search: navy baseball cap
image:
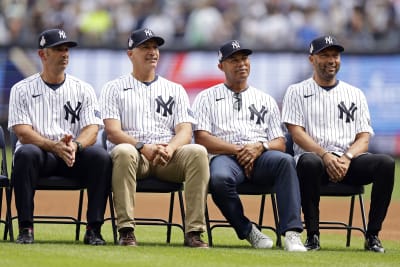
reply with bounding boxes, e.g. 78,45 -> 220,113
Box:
309,35 -> 344,55
38,29 -> 77,49
218,40 -> 252,62
128,28 -> 165,49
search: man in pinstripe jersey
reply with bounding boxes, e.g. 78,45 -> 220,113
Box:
8,29 -> 112,245
282,35 -> 395,252
99,28 -> 209,248
192,40 -> 306,252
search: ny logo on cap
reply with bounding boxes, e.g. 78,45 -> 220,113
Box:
39,36 -> 46,47
58,30 -> 67,39
325,36 -> 333,44
144,29 -> 154,37
231,40 -> 240,49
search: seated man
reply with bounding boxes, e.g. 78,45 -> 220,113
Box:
192,39 -> 306,252
99,28 -> 210,248
282,35 -> 395,252
8,28 -> 111,245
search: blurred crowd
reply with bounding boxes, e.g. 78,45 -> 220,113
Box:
1,0 -> 399,52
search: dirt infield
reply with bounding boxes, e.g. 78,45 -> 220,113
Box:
3,191 -> 398,241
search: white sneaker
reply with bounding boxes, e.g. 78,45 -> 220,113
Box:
284,231 -> 307,252
246,224 -> 273,249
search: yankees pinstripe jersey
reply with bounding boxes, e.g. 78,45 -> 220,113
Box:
282,77 -> 374,159
192,83 -> 283,145
8,73 -> 102,151
99,74 -> 196,151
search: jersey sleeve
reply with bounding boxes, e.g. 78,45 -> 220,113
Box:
265,96 -> 284,140
99,80 -> 121,121
79,82 -> 103,128
173,85 -> 196,126
357,91 -> 374,136
282,85 -> 304,127
192,90 -> 212,132
8,82 -> 32,130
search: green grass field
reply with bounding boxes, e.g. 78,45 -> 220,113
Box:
0,223 -> 399,267
1,151 -> 399,267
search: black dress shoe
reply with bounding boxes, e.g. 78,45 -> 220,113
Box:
365,235 -> 385,253
84,229 -> 106,245
16,228 -> 34,244
305,234 -> 320,251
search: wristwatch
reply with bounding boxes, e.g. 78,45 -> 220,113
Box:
73,141 -> 83,153
259,141 -> 270,151
344,152 -> 354,160
135,142 -> 145,153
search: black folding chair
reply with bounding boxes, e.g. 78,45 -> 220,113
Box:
205,183 -> 281,247
10,131 -> 117,243
101,130 -> 185,244
0,126 -> 14,241
285,133 -> 367,246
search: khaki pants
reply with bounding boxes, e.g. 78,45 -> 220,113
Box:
110,143 -> 210,234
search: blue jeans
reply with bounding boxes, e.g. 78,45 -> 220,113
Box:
209,150 -> 303,239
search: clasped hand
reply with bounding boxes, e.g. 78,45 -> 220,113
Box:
145,144 -> 173,167
236,143 -> 261,178
323,153 -> 350,183
54,134 -> 76,167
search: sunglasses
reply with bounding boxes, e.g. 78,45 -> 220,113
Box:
233,93 -> 242,111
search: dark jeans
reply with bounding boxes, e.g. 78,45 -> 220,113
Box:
296,152 -> 395,237
12,144 -> 112,229
209,151 -> 303,239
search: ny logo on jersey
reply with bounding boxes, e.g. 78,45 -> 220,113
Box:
249,104 -> 267,125
155,96 -> 174,117
64,101 -> 82,123
338,101 -> 357,123
58,30 -> 67,39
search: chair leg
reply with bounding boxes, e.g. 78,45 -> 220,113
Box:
178,191 -> 185,236
205,204 -> 213,247
166,192 -> 175,243
76,189 -> 84,241
0,188 -> 5,240
6,187 -> 14,241
346,196 -> 356,247
258,194 -> 266,228
108,192 -> 118,244
271,194 -> 281,247
358,194 -> 367,235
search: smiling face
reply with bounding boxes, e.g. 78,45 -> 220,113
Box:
310,47 -> 341,86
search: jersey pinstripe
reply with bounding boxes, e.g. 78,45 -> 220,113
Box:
282,77 -> 374,159
99,74 -> 196,151
192,83 -> 283,145
8,73 -> 102,151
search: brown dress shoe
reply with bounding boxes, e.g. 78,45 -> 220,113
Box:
119,230 -> 137,246
184,231 -> 209,248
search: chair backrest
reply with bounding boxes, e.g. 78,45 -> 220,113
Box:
9,131 -> 17,157
0,126 -> 8,178
0,125 -> 9,179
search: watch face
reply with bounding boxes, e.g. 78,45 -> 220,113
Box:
135,142 -> 144,151
263,142 -> 269,151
